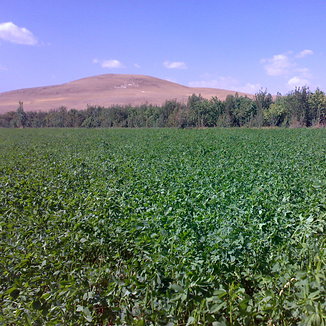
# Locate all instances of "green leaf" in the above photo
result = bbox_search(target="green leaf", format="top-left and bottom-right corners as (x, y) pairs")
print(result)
(76, 305), (84, 312)
(186, 316), (195, 325)
(170, 284), (184, 292)
(210, 302), (226, 314)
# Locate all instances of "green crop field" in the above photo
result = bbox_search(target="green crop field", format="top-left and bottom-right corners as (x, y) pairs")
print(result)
(0, 128), (325, 325)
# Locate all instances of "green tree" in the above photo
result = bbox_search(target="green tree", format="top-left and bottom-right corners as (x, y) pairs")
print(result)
(223, 94), (257, 127)
(205, 97), (225, 127)
(15, 101), (27, 128)
(264, 100), (288, 126)
(187, 94), (205, 127)
(254, 89), (273, 126)
(233, 95), (257, 126)
(287, 87), (311, 127)
(308, 88), (326, 126)
(221, 95), (237, 126)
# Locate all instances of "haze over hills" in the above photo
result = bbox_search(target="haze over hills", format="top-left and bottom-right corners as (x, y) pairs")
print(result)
(0, 74), (252, 114)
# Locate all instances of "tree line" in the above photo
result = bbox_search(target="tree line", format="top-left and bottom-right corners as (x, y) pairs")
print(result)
(0, 87), (325, 128)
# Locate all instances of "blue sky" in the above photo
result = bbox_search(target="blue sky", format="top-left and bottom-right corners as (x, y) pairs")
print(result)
(0, 0), (325, 94)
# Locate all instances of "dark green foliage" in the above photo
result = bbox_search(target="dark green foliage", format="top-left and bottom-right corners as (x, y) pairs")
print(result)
(15, 102), (27, 128)
(1, 87), (326, 128)
(308, 88), (326, 126)
(254, 89), (273, 127)
(0, 128), (325, 325)
(263, 87), (326, 127)
(287, 87), (311, 127)
(264, 96), (289, 127)
(224, 94), (257, 127)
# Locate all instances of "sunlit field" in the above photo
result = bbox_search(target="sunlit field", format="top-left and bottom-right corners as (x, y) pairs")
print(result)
(1, 128), (325, 325)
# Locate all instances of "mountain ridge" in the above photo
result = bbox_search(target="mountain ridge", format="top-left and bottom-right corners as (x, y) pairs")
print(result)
(0, 74), (252, 113)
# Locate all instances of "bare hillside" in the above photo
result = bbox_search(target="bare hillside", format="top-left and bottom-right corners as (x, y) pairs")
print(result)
(0, 74), (251, 113)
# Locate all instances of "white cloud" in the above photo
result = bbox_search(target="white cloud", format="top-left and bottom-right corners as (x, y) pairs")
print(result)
(93, 58), (124, 69)
(163, 61), (187, 69)
(261, 54), (292, 76)
(102, 59), (124, 68)
(134, 63), (141, 68)
(189, 76), (261, 94)
(189, 76), (238, 89)
(0, 64), (7, 71)
(0, 22), (37, 45)
(261, 50), (315, 90)
(295, 67), (311, 78)
(287, 76), (309, 88)
(238, 83), (262, 93)
(296, 49), (314, 58)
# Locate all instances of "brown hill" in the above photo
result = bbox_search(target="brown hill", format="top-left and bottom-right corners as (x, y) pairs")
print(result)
(0, 74), (251, 113)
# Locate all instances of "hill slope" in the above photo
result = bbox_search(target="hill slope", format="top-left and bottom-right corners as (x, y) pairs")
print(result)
(0, 74), (251, 113)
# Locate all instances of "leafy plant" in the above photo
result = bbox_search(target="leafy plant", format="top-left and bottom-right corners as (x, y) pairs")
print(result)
(0, 128), (325, 325)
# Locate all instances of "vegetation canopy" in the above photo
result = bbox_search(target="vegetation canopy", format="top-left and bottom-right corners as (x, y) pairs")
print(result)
(0, 87), (325, 128)
(0, 128), (325, 325)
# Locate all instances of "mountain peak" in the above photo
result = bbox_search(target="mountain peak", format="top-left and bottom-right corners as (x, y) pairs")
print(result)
(0, 74), (250, 113)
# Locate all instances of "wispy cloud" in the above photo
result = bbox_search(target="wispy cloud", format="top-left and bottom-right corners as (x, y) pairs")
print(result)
(295, 67), (311, 78)
(93, 58), (125, 69)
(287, 76), (309, 88)
(189, 76), (237, 89)
(296, 49), (314, 58)
(261, 50), (315, 89)
(0, 22), (38, 45)
(238, 83), (263, 94)
(261, 54), (292, 76)
(189, 75), (261, 94)
(133, 63), (141, 68)
(0, 64), (7, 71)
(163, 61), (187, 69)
